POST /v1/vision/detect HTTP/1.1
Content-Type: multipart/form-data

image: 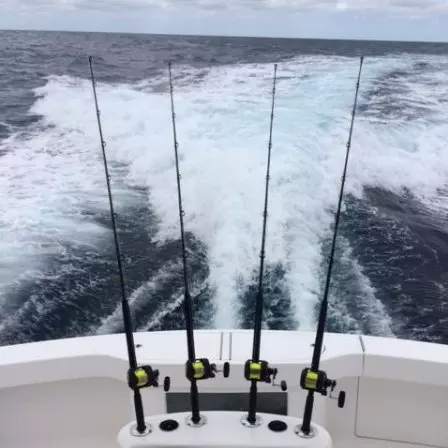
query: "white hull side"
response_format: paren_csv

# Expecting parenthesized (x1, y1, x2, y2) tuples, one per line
(1, 330, 447, 448)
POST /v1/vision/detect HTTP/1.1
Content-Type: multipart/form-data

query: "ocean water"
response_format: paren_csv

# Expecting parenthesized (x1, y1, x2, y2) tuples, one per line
(1, 30, 448, 346)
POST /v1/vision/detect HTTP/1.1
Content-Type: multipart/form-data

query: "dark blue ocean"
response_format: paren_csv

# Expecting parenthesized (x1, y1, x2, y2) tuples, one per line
(1, 30, 448, 346)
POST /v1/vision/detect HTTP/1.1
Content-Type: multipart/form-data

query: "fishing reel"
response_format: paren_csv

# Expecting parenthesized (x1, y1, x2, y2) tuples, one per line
(186, 358, 230, 381)
(300, 368, 345, 408)
(244, 360, 287, 391)
(128, 366, 171, 392)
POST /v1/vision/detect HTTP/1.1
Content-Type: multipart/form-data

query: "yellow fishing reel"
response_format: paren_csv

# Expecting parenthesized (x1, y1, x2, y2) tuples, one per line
(128, 365, 171, 392)
(300, 368, 345, 408)
(186, 358, 230, 381)
(244, 360, 287, 390)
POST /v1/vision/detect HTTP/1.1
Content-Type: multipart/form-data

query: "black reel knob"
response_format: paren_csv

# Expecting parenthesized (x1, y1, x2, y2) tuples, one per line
(338, 391, 346, 408)
(164, 376, 171, 392)
(223, 362, 230, 378)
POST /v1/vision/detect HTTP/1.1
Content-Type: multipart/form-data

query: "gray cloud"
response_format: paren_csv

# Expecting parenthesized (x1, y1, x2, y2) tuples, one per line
(2, 0, 448, 13)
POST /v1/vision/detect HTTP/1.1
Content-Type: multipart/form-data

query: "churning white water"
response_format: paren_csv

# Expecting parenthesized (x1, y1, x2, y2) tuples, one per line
(1, 54, 448, 334)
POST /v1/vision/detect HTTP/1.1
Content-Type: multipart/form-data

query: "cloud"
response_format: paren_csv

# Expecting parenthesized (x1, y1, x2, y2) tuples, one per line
(2, 0, 448, 14)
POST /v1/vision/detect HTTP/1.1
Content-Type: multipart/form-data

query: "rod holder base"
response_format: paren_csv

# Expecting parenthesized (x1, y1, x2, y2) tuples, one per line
(118, 411, 332, 448)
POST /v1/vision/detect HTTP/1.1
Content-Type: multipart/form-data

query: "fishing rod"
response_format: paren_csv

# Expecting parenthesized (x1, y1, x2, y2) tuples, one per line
(89, 56, 166, 435)
(167, 62, 229, 426)
(244, 64, 287, 427)
(299, 56, 365, 437)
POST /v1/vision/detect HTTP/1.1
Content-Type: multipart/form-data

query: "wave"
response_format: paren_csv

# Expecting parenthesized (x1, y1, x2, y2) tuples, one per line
(2, 53, 448, 344)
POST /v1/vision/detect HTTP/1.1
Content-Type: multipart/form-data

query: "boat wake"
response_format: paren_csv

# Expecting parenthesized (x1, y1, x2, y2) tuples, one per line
(1, 53, 448, 345)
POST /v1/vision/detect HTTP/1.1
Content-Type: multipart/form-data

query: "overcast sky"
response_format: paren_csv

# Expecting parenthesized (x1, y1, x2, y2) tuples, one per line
(1, 0, 448, 42)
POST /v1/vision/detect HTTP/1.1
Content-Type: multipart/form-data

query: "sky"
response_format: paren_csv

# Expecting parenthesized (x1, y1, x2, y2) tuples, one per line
(1, 0, 448, 42)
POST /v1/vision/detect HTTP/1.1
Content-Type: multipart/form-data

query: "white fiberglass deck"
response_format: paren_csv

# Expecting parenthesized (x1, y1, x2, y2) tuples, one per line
(1, 330, 448, 448)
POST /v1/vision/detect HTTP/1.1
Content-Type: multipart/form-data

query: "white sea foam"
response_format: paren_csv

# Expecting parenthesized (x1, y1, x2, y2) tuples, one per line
(2, 54, 448, 332)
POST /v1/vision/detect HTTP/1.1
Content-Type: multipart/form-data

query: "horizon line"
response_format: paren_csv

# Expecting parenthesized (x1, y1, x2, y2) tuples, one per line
(1, 27, 448, 45)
